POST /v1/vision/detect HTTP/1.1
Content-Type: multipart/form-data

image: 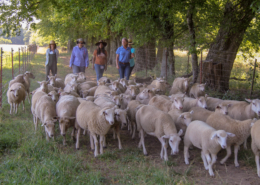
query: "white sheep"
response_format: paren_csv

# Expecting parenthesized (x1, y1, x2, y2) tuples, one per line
(184, 120, 235, 176)
(23, 71, 35, 104)
(75, 101, 115, 157)
(124, 85, 140, 99)
(48, 75, 65, 89)
(94, 83, 117, 97)
(206, 112, 257, 167)
(56, 95, 80, 145)
(136, 88, 156, 105)
(183, 96, 207, 112)
(8, 74, 26, 88)
(148, 95, 184, 112)
(81, 86, 98, 98)
(98, 76, 111, 84)
(136, 105, 183, 161)
(189, 83, 206, 98)
(251, 120, 260, 177)
(7, 82, 26, 114)
(64, 72, 86, 85)
(64, 83, 78, 94)
(169, 77, 189, 95)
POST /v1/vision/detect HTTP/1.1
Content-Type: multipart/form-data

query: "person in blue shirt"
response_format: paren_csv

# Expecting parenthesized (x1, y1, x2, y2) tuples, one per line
(128, 39, 135, 78)
(69, 38, 89, 74)
(45, 40, 59, 81)
(116, 38, 133, 80)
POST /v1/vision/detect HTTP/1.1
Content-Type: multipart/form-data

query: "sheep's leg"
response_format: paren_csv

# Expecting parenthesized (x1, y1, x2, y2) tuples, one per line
(27, 91, 31, 104)
(83, 129, 86, 136)
(138, 138, 142, 148)
(116, 126, 122, 150)
(46, 131, 50, 141)
(35, 117, 39, 132)
(71, 128, 76, 142)
(90, 134, 94, 150)
(255, 154, 260, 177)
(76, 128, 81, 150)
(100, 135, 104, 155)
(132, 123, 136, 139)
(234, 144, 240, 167)
(10, 103, 13, 114)
(103, 135, 107, 148)
(243, 138, 248, 150)
(140, 129, 147, 155)
(63, 135, 66, 146)
(184, 145, 189, 164)
(158, 137, 168, 161)
(113, 128, 116, 139)
(210, 153, 217, 172)
(22, 100, 25, 111)
(92, 134, 99, 157)
(15, 103, 18, 114)
(220, 145, 232, 165)
(201, 151, 209, 170)
(205, 153, 214, 176)
(160, 143, 164, 159)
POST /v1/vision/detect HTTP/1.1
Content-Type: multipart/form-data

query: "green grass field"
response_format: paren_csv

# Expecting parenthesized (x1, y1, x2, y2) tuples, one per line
(0, 50, 259, 184)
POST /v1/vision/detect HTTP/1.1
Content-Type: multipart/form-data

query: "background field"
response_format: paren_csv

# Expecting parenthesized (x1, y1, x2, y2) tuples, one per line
(0, 47, 259, 184)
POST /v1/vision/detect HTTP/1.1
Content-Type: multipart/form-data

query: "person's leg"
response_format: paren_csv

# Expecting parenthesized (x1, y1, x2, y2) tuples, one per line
(51, 63, 57, 76)
(99, 65, 105, 79)
(129, 65, 135, 77)
(118, 63, 124, 79)
(45, 65, 51, 81)
(94, 64, 100, 81)
(124, 64, 131, 80)
(72, 65, 80, 74)
(79, 66, 86, 73)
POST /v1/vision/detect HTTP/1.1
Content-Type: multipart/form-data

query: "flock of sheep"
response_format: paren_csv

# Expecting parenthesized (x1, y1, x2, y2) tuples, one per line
(6, 71, 260, 177)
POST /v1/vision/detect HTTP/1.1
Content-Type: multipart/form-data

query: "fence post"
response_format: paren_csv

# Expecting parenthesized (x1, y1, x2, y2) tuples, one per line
(11, 48, 14, 79)
(200, 49, 202, 84)
(250, 59, 257, 97)
(19, 48, 20, 74)
(0, 48, 2, 108)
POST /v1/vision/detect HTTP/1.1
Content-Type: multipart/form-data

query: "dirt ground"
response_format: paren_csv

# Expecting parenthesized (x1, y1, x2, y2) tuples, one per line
(57, 52, 259, 185)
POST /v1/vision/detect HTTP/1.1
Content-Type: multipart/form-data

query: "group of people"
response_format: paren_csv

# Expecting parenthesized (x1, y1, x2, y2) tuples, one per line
(45, 38, 135, 82)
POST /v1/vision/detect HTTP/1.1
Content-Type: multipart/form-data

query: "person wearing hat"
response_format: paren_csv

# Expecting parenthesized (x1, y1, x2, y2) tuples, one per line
(92, 40, 108, 81)
(116, 37, 133, 80)
(45, 40, 59, 81)
(69, 38, 89, 74)
(128, 39, 135, 77)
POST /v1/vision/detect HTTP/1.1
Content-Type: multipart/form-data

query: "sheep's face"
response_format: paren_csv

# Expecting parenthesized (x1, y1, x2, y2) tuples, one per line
(70, 84, 78, 92)
(71, 75, 78, 83)
(59, 117, 75, 136)
(102, 108, 115, 125)
(115, 109, 127, 129)
(179, 112, 193, 127)
(43, 119, 57, 138)
(122, 94, 132, 103)
(215, 103, 231, 115)
(10, 88, 21, 98)
(111, 81, 119, 91)
(120, 79, 128, 88)
(48, 91, 59, 102)
(129, 85, 140, 98)
(197, 96, 207, 109)
(112, 96, 123, 108)
(250, 99, 260, 116)
(78, 72, 86, 80)
(211, 130, 234, 149)
(138, 89, 150, 99)
(48, 76, 56, 86)
(38, 81, 48, 92)
(25, 71, 35, 79)
(172, 97, 184, 110)
(168, 130, 183, 155)
(199, 84, 205, 92)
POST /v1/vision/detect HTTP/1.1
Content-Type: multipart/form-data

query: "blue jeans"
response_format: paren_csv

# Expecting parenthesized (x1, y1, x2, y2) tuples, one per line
(94, 64, 105, 81)
(72, 65, 85, 74)
(118, 62, 131, 80)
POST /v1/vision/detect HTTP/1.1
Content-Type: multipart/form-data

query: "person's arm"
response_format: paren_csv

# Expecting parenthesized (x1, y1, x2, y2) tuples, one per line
(69, 48, 75, 69)
(116, 54, 119, 69)
(85, 48, 89, 68)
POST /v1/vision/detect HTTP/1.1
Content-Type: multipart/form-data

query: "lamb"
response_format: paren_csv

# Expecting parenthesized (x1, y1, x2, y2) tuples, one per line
(251, 120, 260, 177)
(136, 105, 183, 161)
(77, 81, 97, 95)
(56, 95, 80, 145)
(206, 112, 257, 167)
(23, 71, 35, 103)
(109, 80, 126, 93)
(169, 77, 189, 95)
(75, 101, 115, 157)
(64, 83, 78, 94)
(136, 88, 155, 105)
(94, 96, 119, 109)
(148, 95, 184, 112)
(184, 120, 235, 176)
(34, 94, 58, 141)
(189, 83, 206, 98)
(48, 75, 65, 89)
(7, 82, 26, 114)
(206, 97, 224, 111)
(183, 96, 207, 112)
(124, 85, 140, 99)
(147, 78, 168, 94)
(190, 102, 231, 122)
(121, 94, 133, 109)
(64, 72, 86, 85)
(80, 86, 98, 98)
(94, 84, 116, 97)
(98, 76, 111, 84)
(119, 78, 128, 87)
(8, 74, 26, 88)
(33, 81, 49, 94)
(168, 110, 193, 134)
(126, 100, 144, 139)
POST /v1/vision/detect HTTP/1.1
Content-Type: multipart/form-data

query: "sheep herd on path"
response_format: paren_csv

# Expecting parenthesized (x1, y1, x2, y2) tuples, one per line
(6, 71, 260, 177)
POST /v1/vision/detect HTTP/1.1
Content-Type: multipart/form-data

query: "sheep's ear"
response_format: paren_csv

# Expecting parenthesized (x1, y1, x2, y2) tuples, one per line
(178, 129, 183, 136)
(190, 110, 194, 114)
(120, 94, 124, 98)
(179, 114, 185, 119)
(216, 105, 221, 109)
(227, 132, 235, 137)
(41, 123, 47, 126)
(245, 98, 252, 103)
(228, 104, 232, 107)
(10, 89, 14, 92)
(211, 133, 217, 140)
(47, 94, 52, 97)
(101, 110, 106, 116)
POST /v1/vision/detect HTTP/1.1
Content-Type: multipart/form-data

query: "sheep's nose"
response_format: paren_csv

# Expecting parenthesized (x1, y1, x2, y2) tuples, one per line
(110, 121, 114, 125)
(225, 112, 228, 115)
(222, 145, 226, 149)
(205, 106, 208, 109)
(118, 105, 121, 108)
(179, 107, 183, 110)
(51, 134, 54, 137)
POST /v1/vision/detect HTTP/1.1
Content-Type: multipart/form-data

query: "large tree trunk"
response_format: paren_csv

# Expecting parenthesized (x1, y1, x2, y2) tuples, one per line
(204, 1, 255, 91)
(107, 33, 121, 66)
(187, 2, 199, 84)
(67, 39, 74, 53)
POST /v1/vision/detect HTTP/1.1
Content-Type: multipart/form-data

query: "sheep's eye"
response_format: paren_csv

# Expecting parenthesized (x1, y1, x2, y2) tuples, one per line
(170, 140, 173, 142)
(253, 103, 256, 106)
(200, 100, 202, 102)
(217, 136, 219, 138)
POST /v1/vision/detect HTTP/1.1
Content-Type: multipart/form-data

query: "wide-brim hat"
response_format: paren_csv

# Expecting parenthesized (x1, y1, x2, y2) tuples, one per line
(76, 38, 86, 44)
(49, 40, 56, 45)
(95, 40, 107, 47)
(128, 39, 134, 45)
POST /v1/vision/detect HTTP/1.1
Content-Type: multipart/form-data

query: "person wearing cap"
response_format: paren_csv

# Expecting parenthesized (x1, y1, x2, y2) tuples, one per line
(128, 39, 135, 77)
(45, 40, 59, 81)
(116, 38, 133, 80)
(69, 38, 89, 73)
(92, 40, 108, 81)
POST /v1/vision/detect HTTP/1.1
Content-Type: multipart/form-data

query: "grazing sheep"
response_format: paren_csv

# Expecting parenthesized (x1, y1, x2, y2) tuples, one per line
(76, 101, 115, 157)
(168, 110, 193, 134)
(8, 74, 26, 88)
(56, 95, 80, 145)
(251, 120, 260, 177)
(124, 85, 140, 99)
(23, 71, 35, 103)
(190, 102, 231, 122)
(148, 95, 184, 112)
(183, 96, 207, 112)
(206, 112, 257, 167)
(189, 83, 206, 98)
(136, 105, 183, 161)
(64, 72, 86, 85)
(48, 75, 65, 89)
(136, 88, 155, 105)
(7, 82, 26, 114)
(184, 120, 235, 176)
(169, 77, 189, 95)
(34, 95, 58, 141)
(126, 100, 144, 139)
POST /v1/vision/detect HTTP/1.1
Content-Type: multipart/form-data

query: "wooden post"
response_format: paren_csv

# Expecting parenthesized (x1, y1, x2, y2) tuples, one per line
(200, 49, 202, 84)
(250, 59, 257, 97)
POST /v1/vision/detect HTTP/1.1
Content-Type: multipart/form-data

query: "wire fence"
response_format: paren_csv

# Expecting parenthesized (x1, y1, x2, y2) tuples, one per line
(0, 45, 37, 108)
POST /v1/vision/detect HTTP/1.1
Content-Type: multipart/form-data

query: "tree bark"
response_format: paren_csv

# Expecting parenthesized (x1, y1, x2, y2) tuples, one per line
(187, 2, 199, 84)
(204, 0, 255, 91)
